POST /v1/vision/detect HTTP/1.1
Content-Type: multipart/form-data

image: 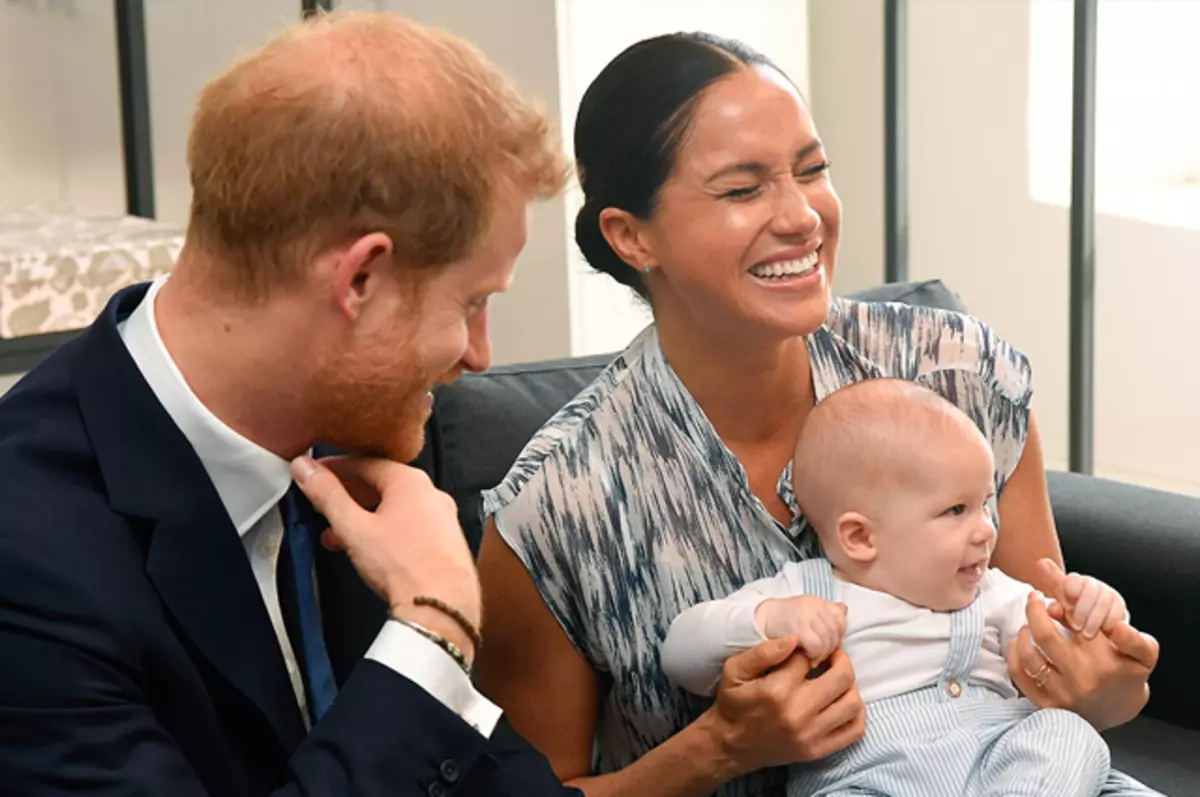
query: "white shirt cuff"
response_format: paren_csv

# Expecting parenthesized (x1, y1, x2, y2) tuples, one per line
(365, 619, 503, 737)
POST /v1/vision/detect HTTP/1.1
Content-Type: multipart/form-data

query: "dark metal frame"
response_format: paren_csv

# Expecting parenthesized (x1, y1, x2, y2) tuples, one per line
(880, 0, 1098, 473)
(883, 0, 908, 283)
(115, 0, 155, 220)
(302, 0, 334, 18)
(1068, 0, 1098, 474)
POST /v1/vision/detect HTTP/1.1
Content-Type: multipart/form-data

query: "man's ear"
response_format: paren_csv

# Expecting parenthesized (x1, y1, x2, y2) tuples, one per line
(332, 232, 394, 321)
(836, 511, 878, 565)
(599, 207, 656, 274)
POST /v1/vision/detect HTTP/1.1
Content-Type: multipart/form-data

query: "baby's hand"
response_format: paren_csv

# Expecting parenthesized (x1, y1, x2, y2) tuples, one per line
(1046, 569, 1128, 639)
(754, 595, 847, 665)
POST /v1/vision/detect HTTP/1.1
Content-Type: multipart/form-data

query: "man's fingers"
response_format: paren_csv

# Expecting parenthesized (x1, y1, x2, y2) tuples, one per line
(320, 527, 346, 551)
(291, 456, 369, 533)
(1108, 622, 1160, 670)
(314, 455, 422, 505)
(723, 635, 799, 684)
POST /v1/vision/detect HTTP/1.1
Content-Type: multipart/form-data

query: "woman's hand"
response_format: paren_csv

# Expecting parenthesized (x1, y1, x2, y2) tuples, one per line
(701, 635, 866, 779)
(1044, 565, 1127, 639)
(1007, 559, 1159, 731)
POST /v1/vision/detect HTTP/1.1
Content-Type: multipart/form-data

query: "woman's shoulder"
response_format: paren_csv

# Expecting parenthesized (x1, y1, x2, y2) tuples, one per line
(481, 329, 656, 518)
(824, 295, 1032, 405)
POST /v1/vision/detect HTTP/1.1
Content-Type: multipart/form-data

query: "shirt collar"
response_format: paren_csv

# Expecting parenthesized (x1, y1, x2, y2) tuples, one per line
(118, 276, 292, 535)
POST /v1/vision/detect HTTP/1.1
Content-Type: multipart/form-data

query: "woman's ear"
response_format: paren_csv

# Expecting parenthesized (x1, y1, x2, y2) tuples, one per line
(836, 511, 878, 565)
(598, 207, 655, 273)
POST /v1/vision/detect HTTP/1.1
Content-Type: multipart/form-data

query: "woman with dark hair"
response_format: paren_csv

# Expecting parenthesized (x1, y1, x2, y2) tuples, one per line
(475, 32, 1160, 797)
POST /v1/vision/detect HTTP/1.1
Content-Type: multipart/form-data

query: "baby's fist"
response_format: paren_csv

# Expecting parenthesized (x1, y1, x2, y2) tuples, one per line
(755, 595, 848, 665)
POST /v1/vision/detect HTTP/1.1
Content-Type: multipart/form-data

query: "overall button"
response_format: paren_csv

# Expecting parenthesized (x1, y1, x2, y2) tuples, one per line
(946, 679, 963, 698)
(440, 759, 460, 783)
(427, 782, 447, 797)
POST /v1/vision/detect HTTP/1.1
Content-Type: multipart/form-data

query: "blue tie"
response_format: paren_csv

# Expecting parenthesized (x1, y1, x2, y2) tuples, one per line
(279, 484, 338, 722)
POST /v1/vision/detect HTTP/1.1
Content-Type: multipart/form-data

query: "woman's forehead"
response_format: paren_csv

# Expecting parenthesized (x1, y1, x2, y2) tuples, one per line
(678, 68, 819, 174)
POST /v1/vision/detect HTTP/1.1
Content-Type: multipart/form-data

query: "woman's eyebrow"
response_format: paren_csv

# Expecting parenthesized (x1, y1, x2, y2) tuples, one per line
(704, 139, 825, 184)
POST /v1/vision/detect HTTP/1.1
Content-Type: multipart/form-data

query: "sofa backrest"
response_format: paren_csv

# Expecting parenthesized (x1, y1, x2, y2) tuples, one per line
(427, 279, 968, 552)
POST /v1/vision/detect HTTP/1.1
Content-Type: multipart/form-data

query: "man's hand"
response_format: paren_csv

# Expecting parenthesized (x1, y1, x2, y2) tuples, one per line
(754, 596, 847, 667)
(291, 455, 481, 659)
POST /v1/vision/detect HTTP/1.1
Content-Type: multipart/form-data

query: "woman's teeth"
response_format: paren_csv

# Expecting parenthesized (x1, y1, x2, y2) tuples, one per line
(749, 250, 819, 279)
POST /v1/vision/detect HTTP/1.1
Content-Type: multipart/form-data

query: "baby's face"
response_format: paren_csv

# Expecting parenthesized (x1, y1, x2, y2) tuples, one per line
(858, 430, 998, 611)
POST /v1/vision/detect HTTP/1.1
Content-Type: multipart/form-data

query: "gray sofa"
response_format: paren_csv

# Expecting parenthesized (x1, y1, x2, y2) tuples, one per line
(421, 280, 1200, 794)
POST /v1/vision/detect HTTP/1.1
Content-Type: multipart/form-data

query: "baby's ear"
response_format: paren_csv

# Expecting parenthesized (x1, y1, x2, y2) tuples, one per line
(836, 512, 877, 564)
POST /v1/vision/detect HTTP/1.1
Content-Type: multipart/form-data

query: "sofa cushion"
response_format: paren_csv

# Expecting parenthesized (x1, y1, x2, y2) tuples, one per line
(1047, 470, 1200, 732)
(1103, 716, 1200, 795)
(431, 279, 968, 551)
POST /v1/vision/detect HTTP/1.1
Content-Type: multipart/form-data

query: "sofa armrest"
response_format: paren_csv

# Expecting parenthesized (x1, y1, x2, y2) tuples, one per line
(1046, 471, 1200, 730)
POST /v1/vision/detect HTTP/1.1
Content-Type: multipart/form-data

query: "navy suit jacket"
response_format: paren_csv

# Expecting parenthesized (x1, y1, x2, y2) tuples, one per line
(0, 285, 576, 796)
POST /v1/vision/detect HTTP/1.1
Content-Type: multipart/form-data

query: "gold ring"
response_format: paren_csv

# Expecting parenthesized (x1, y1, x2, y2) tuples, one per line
(1031, 662, 1052, 689)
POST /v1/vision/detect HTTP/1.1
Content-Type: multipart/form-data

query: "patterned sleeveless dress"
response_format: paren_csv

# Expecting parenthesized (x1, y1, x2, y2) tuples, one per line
(482, 297, 1038, 796)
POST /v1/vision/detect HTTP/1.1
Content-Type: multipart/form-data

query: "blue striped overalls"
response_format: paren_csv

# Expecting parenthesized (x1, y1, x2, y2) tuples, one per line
(785, 559, 1112, 797)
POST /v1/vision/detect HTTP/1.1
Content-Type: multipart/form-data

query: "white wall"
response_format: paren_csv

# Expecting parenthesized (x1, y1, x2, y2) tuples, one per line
(0, 0, 124, 215)
(808, 0, 1200, 495)
(806, 0, 885, 296)
(0, 0, 573, 369)
(145, 1, 299, 227)
(377, 0, 574, 366)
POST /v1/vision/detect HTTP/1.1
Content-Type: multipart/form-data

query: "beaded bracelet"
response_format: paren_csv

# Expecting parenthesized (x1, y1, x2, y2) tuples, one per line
(394, 618, 472, 675)
(413, 595, 484, 655)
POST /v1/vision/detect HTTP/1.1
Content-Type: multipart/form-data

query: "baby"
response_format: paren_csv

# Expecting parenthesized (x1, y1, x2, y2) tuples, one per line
(661, 379, 1134, 797)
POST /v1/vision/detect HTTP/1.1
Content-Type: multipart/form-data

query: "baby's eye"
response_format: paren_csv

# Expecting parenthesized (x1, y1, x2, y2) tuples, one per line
(945, 504, 967, 517)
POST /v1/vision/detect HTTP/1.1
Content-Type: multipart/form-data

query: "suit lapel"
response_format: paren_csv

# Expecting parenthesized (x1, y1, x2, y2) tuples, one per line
(73, 285, 306, 754)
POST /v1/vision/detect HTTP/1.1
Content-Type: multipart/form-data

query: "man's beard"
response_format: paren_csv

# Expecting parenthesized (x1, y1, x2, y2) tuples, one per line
(309, 347, 436, 464)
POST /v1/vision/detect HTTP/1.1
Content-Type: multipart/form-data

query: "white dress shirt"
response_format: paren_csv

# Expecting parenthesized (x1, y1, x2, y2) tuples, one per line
(118, 276, 501, 736)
